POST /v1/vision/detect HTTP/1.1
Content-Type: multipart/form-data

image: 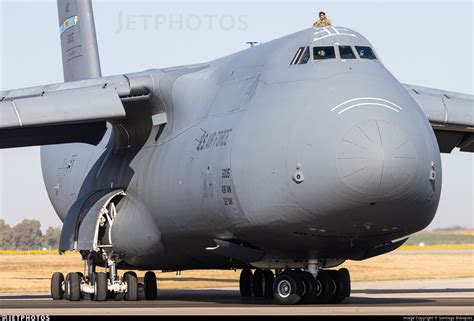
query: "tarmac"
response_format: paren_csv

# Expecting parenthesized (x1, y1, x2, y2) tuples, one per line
(1, 278, 473, 315)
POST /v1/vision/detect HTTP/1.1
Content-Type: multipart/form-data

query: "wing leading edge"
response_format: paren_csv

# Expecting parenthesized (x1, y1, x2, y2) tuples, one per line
(404, 84, 474, 153)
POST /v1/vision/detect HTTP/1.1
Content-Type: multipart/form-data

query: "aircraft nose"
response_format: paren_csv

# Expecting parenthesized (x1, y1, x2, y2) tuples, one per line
(336, 119, 417, 197)
(286, 90, 442, 236)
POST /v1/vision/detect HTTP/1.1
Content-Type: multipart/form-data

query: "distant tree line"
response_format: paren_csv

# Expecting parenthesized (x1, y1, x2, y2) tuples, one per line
(0, 219, 61, 250)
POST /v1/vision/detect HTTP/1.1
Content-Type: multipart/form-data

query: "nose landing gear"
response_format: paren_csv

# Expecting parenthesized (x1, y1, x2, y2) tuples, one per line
(50, 252, 158, 302)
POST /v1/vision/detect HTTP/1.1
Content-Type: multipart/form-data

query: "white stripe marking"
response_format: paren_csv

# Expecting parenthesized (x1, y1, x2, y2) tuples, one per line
(314, 31, 327, 37)
(331, 97, 404, 112)
(338, 103, 400, 115)
(313, 33, 357, 42)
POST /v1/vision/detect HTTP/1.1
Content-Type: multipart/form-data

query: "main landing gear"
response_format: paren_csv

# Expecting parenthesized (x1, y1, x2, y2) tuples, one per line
(50, 253, 158, 302)
(239, 268, 351, 305)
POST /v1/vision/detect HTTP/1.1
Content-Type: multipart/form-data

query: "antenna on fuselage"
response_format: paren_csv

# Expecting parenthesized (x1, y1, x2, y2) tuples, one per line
(246, 42, 259, 48)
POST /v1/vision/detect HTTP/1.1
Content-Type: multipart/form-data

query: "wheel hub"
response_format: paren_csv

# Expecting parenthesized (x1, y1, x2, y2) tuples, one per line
(277, 280, 292, 298)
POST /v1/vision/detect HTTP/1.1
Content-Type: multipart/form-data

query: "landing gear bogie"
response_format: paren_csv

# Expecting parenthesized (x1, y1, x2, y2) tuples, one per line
(268, 268, 351, 305)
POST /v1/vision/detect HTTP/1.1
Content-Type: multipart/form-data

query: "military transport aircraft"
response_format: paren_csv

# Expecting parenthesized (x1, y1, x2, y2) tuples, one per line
(1, 0, 473, 305)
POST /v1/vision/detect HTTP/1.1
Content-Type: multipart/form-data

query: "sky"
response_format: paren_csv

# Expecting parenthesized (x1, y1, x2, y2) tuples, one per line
(0, 0, 473, 230)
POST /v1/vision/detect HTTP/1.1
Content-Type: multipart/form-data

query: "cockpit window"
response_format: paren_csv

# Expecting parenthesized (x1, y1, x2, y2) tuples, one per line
(290, 47, 305, 65)
(355, 46, 377, 60)
(299, 47, 311, 64)
(313, 46, 336, 60)
(339, 46, 356, 59)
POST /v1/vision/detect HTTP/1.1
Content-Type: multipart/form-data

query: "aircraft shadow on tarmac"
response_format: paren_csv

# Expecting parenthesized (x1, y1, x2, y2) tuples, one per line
(154, 277, 238, 283)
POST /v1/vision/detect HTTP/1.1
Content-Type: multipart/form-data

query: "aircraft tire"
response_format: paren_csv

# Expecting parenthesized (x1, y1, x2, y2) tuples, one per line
(124, 272, 138, 301)
(338, 268, 351, 298)
(313, 270, 334, 304)
(328, 269, 350, 303)
(252, 269, 264, 297)
(123, 271, 137, 280)
(298, 271, 318, 304)
(65, 272, 81, 301)
(239, 268, 253, 297)
(51, 272, 64, 300)
(91, 272, 107, 302)
(273, 271, 303, 305)
(263, 269, 275, 299)
(144, 271, 158, 300)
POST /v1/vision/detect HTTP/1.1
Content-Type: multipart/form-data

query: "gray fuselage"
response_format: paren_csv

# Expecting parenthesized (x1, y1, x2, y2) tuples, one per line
(40, 27, 442, 270)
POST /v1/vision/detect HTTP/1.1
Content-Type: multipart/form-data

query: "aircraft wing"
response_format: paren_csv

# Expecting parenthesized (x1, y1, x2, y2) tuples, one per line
(404, 84, 474, 153)
(0, 71, 161, 149)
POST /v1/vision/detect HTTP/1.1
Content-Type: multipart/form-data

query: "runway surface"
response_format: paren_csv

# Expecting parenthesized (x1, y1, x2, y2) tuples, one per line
(1, 278, 473, 315)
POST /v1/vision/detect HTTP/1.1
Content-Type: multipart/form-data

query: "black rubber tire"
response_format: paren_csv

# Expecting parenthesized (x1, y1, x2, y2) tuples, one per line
(252, 269, 264, 297)
(338, 268, 351, 299)
(239, 268, 253, 298)
(263, 270, 275, 299)
(313, 270, 335, 304)
(298, 271, 318, 304)
(144, 271, 158, 300)
(65, 272, 81, 301)
(124, 272, 139, 301)
(123, 271, 138, 280)
(273, 271, 304, 305)
(92, 272, 108, 302)
(51, 272, 64, 300)
(329, 269, 350, 304)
